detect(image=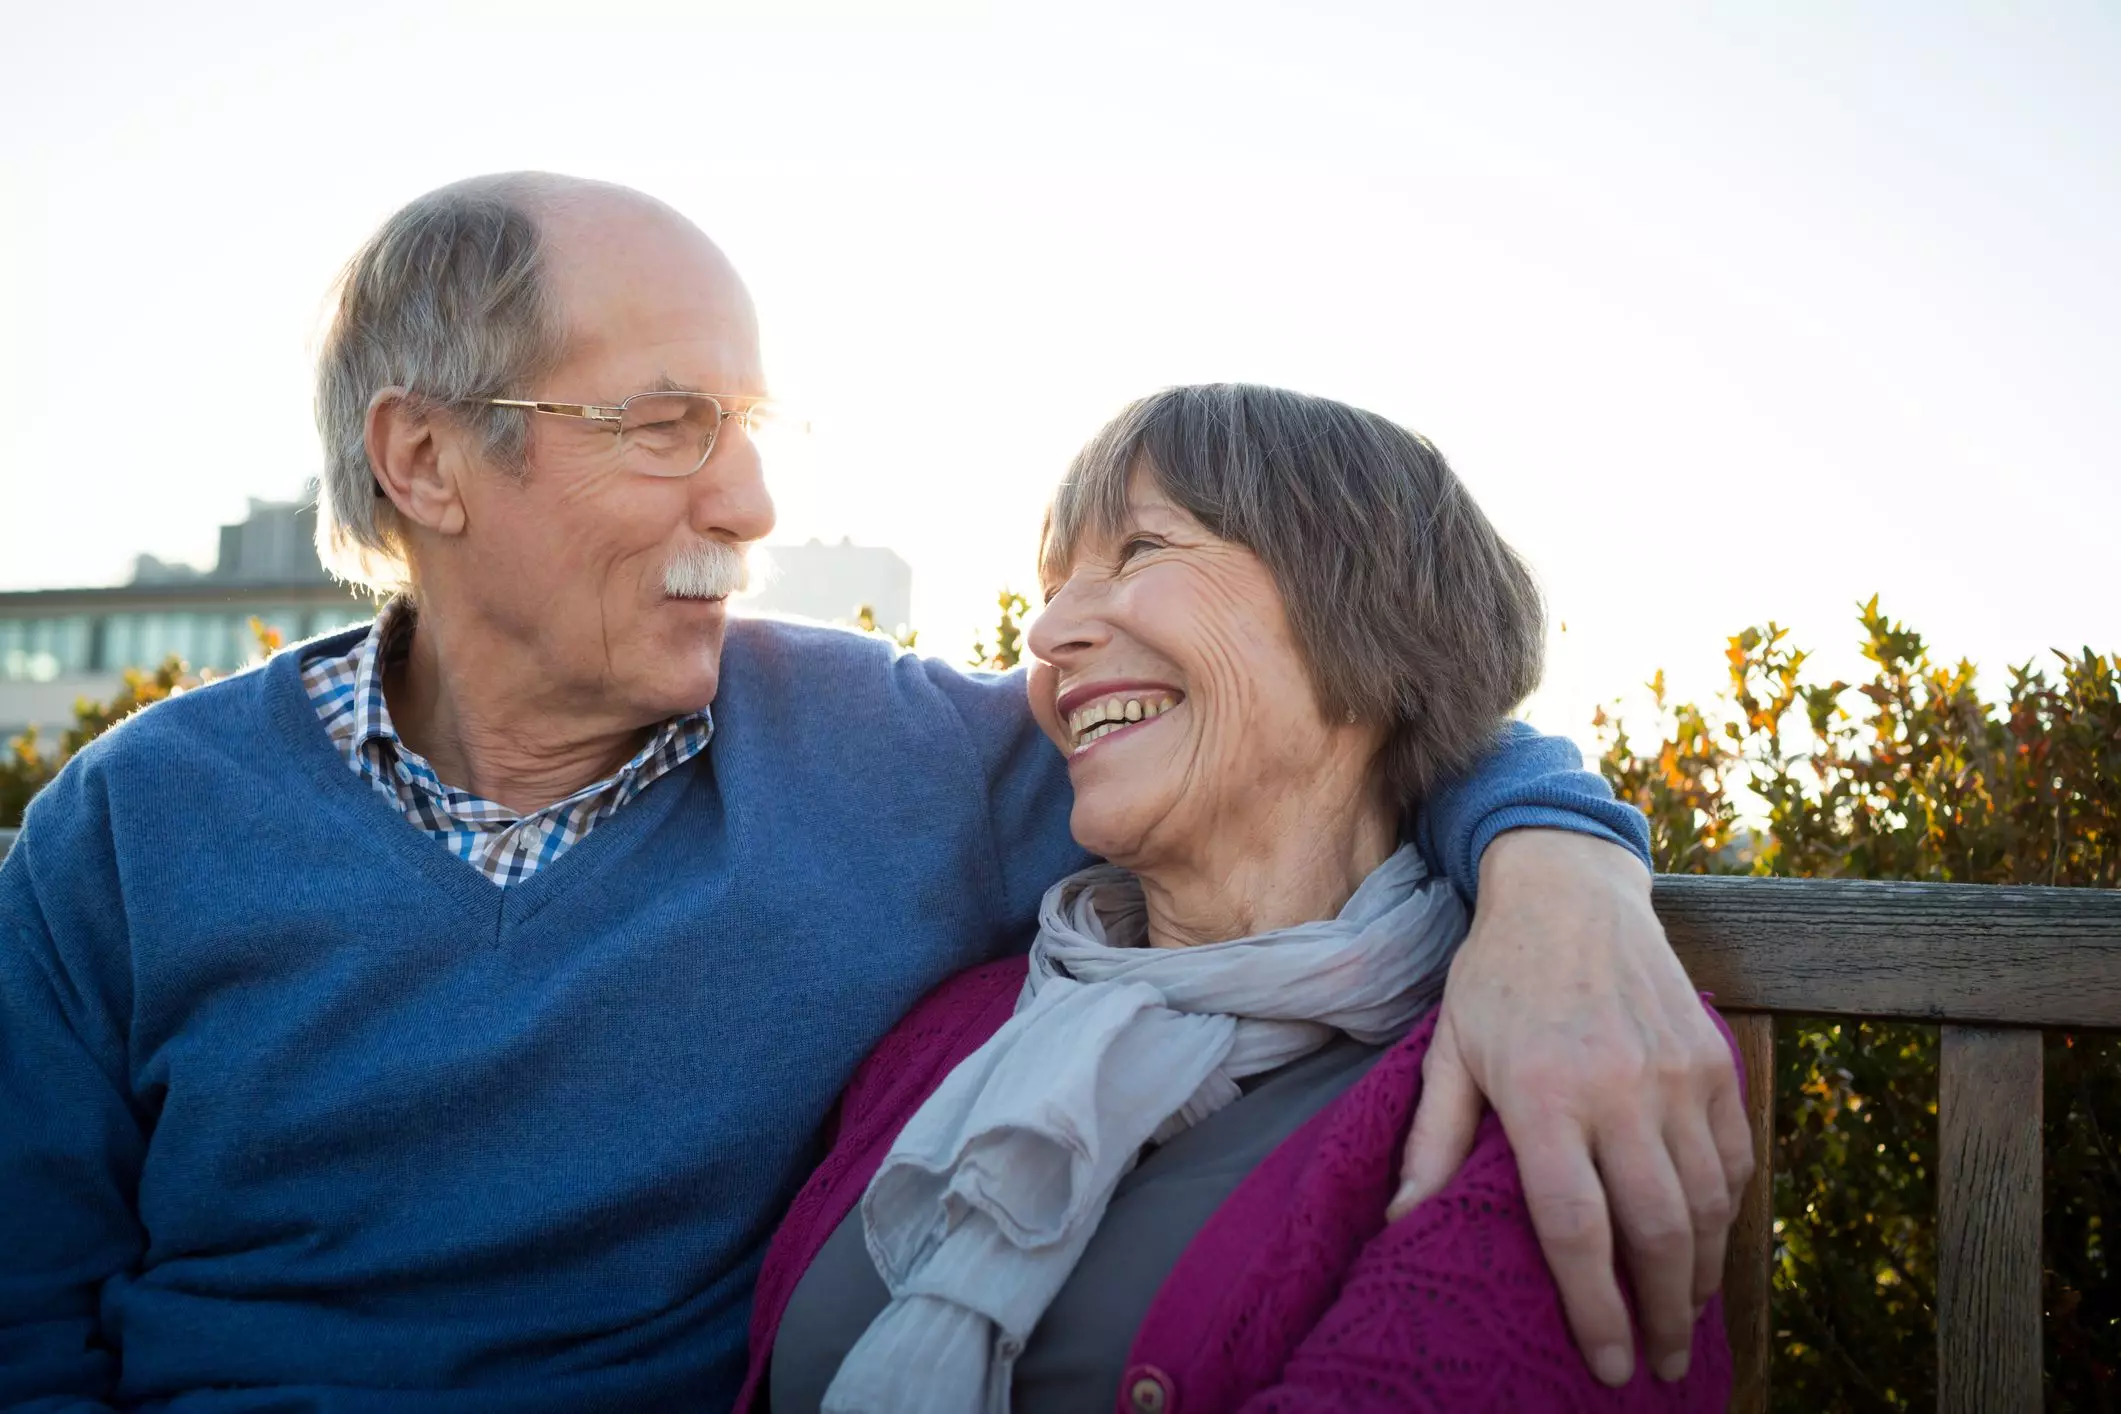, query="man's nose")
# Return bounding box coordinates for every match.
[691,427,775,544]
